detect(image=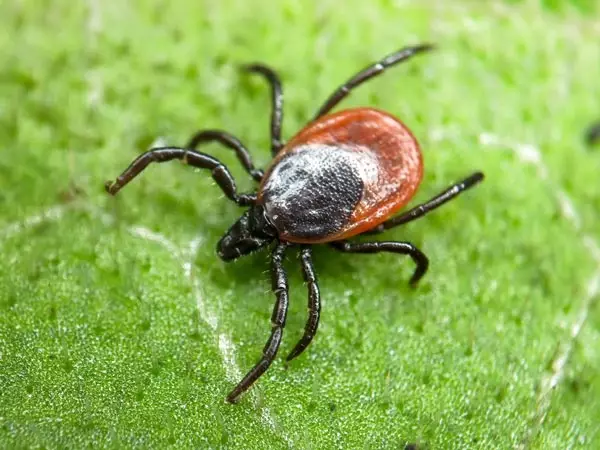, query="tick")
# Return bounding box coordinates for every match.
[105,44,484,403]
